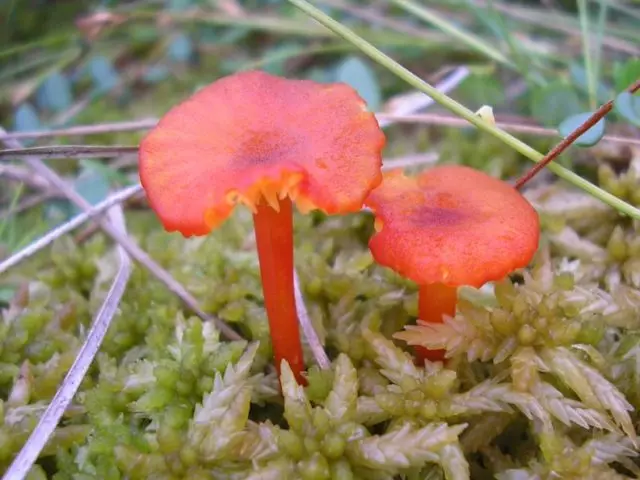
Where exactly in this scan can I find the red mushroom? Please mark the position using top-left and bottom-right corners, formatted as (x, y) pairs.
(364, 165), (539, 362)
(139, 70), (385, 383)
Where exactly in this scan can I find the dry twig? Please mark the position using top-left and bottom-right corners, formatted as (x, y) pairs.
(0, 184), (143, 274)
(0, 128), (241, 341)
(0, 145), (138, 160)
(2, 207), (133, 480)
(514, 79), (640, 189)
(0, 118), (158, 142)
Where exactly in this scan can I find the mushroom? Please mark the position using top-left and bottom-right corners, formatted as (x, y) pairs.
(139, 70), (386, 383)
(364, 165), (539, 362)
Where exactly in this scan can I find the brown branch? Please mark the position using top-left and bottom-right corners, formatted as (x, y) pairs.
(0, 145), (138, 160)
(0, 164), (53, 190)
(514, 79), (640, 190)
(0, 119), (158, 141)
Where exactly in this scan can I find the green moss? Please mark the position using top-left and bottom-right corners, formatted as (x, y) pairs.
(1, 152), (639, 478)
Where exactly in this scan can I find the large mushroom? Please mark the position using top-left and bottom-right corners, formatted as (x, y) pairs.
(364, 165), (539, 361)
(139, 70), (386, 384)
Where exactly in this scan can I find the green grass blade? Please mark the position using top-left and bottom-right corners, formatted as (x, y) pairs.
(578, 0), (597, 110)
(592, 0), (609, 99)
(390, 0), (512, 68)
(287, 0), (640, 220)
(0, 183), (24, 247)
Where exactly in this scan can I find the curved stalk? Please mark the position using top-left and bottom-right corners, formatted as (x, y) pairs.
(253, 197), (306, 385)
(416, 282), (457, 362)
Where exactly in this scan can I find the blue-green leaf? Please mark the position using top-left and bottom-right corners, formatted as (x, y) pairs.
(168, 33), (194, 63)
(71, 165), (110, 216)
(36, 72), (73, 112)
(80, 159), (131, 186)
(569, 63), (610, 103)
(530, 83), (583, 127)
(45, 200), (74, 225)
(615, 92), (640, 127)
(0, 287), (16, 305)
(14, 103), (41, 132)
(131, 25), (160, 44)
(334, 56), (381, 110)
(558, 112), (606, 147)
(89, 56), (120, 93)
(306, 68), (332, 84)
(143, 64), (171, 84)
(167, 0), (193, 11)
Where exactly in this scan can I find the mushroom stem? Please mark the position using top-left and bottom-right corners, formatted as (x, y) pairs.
(253, 196), (306, 385)
(416, 282), (457, 362)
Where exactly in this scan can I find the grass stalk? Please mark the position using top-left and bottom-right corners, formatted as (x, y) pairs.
(287, 0), (640, 220)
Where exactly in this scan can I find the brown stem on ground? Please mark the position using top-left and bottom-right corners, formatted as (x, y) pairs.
(514, 79), (640, 190)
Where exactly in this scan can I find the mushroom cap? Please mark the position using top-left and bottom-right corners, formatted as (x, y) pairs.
(139, 70), (386, 236)
(364, 165), (540, 287)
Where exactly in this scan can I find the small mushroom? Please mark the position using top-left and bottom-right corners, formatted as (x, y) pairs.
(139, 70), (385, 383)
(364, 165), (539, 361)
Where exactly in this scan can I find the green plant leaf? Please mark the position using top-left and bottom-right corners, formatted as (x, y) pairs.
(167, 0), (193, 11)
(334, 56), (381, 110)
(0, 287), (16, 305)
(45, 199), (74, 225)
(615, 92), (640, 127)
(531, 83), (583, 127)
(457, 73), (506, 109)
(168, 33), (194, 63)
(570, 63), (609, 103)
(88, 56), (120, 93)
(14, 103), (41, 132)
(80, 159), (131, 186)
(71, 165), (111, 215)
(613, 59), (640, 93)
(558, 112), (606, 147)
(287, 0), (640, 220)
(143, 64), (170, 84)
(36, 72), (73, 112)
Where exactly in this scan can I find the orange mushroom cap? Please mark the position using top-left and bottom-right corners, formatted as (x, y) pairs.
(365, 165), (540, 288)
(139, 70), (386, 236)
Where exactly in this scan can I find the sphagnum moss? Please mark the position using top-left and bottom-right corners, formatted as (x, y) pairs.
(2, 156), (640, 478)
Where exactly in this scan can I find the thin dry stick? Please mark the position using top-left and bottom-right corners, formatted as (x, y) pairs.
(0, 149), (439, 275)
(2, 207), (132, 480)
(376, 112), (640, 147)
(382, 152), (438, 170)
(514, 79), (640, 190)
(4, 112), (638, 147)
(0, 145), (138, 160)
(0, 184), (143, 274)
(0, 118), (158, 141)
(378, 67), (470, 127)
(0, 164), (52, 189)
(294, 269), (330, 370)
(0, 69), (471, 145)
(0, 129), (241, 342)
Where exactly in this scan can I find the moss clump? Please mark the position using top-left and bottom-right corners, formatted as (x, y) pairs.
(2, 160), (640, 480)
